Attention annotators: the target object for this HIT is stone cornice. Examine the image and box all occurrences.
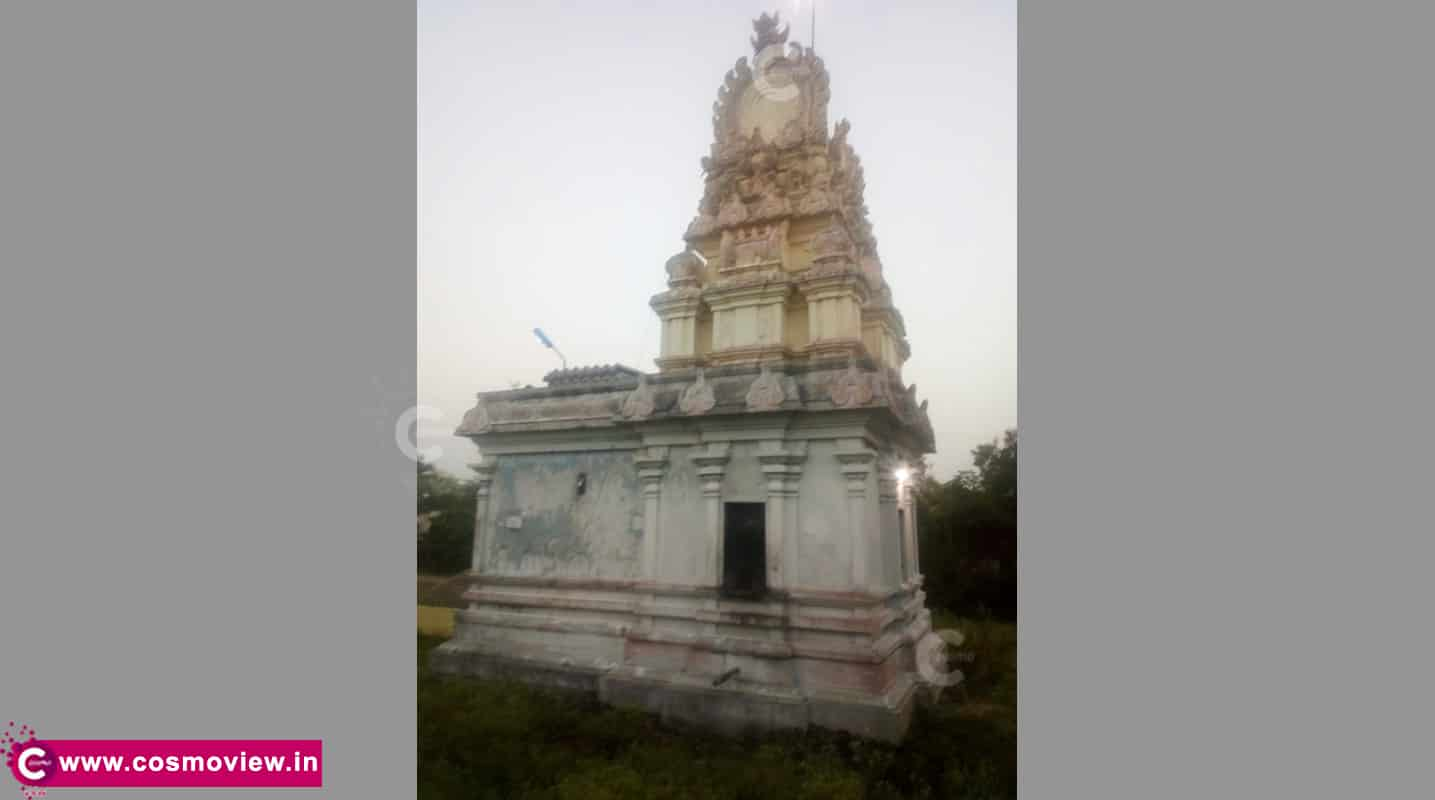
[701,272,793,308]
[458,361,935,455]
[649,287,703,315]
[794,265,870,303]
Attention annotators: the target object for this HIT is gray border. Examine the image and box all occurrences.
[1023,1,1432,796]
[0,2,414,798]
[4,0,1433,797]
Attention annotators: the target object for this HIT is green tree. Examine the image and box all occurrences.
[917,429,1017,619]
[417,456,478,575]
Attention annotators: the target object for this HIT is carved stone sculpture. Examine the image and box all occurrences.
[665,250,702,286]
[812,215,854,262]
[454,398,491,435]
[745,363,786,411]
[750,11,789,52]
[621,374,656,420]
[828,357,875,408]
[717,194,748,226]
[915,399,936,449]
[678,369,716,415]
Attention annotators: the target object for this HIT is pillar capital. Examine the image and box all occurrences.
[794,264,870,303]
[836,449,876,496]
[471,457,498,496]
[877,476,899,502]
[759,440,807,495]
[469,456,499,573]
[635,446,670,494]
[692,441,732,474]
[649,287,704,317]
[691,441,732,587]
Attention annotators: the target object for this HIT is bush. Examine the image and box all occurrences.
[917,430,1017,621]
[418,459,477,575]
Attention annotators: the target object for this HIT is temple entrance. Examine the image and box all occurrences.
[722,502,766,598]
[898,507,908,577]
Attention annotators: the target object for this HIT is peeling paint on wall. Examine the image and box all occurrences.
[488,452,642,578]
[657,447,707,582]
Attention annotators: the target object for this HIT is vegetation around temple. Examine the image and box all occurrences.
[419,618,1015,800]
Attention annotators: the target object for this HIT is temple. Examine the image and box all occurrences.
[432,12,940,741]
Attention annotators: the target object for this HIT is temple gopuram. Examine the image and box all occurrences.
[433,12,940,741]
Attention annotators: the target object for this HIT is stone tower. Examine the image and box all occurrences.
[655,12,911,376]
[433,12,940,741]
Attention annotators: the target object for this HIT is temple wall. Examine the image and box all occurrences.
[485,452,643,579]
[478,437,897,593]
[785,302,810,350]
[795,440,853,589]
[720,442,765,501]
[655,447,707,582]
[857,468,885,591]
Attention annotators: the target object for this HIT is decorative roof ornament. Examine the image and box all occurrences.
[543,364,644,387]
[812,214,855,263]
[750,12,790,53]
[829,355,875,408]
[454,397,492,435]
[679,369,717,415]
[621,374,656,420]
[889,383,921,424]
[665,250,702,287]
[916,399,936,450]
[745,363,786,411]
[703,14,831,173]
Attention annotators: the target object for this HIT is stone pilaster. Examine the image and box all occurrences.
[877,461,901,591]
[703,279,791,366]
[692,442,731,587]
[759,440,807,591]
[836,448,877,589]
[634,446,670,579]
[897,474,919,584]
[469,457,498,575]
[908,477,923,581]
[798,267,870,362]
[651,288,704,371]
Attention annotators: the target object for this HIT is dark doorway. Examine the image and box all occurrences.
[898,507,909,577]
[722,502,766,598]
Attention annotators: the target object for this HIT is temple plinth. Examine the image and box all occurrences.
[432,12,940,742]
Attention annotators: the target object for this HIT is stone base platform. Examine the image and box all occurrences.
[428,578,941,743]
[429,643,928,742]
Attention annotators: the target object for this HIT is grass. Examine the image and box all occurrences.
[418,605,456,637]
[418,614,1016,799]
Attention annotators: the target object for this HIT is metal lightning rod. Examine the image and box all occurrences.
[532,327,567,370]
[811,0,817,51]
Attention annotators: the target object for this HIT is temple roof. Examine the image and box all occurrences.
[542,364,643,387]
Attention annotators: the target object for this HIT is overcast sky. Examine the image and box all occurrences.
[418,0,1015,480]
